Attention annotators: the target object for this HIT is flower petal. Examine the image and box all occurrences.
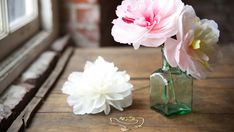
[137,37,167,48]
[108,101,124,111]
[61,56,133,115]
[104,104,111,115]
[93,96,105,109]
[120,94,132,108]
[164,38,180,67]
[106,94,124,101]
[111,19,148,45]
[67,72,83,83]
[111,0,185,48]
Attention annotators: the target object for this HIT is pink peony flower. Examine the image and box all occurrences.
[111,0,184,49]
[164,6,221,79]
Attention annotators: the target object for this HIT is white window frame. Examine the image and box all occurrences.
[9,0,39,32]
[0,0,59,94]
[0,0,40,62]
[0,0,8,39]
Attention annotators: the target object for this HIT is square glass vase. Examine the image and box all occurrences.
[150,52,193,117]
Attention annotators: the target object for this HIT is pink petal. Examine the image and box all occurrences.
[111,19,147,45]
[177,49,189,72]
[164,38,179,67]
[137,37,167,48]
[177,6,197,41]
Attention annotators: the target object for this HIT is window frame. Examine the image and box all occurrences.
[0,0,8,39]
[0,0,40,61]
[0,0,59,94]
[9,0,39,32]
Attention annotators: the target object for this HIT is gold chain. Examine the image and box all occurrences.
[109,116,144,131]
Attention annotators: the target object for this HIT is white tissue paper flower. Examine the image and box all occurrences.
[62,56,133,115]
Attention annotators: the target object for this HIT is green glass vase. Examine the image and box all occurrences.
[150,48,193,117]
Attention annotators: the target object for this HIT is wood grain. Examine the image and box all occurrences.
[7,47,73,132]
[60,47,234,79]
[26,45,234,132]
[26,112,234,132]
[36,79,234,114]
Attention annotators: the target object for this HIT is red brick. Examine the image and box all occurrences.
[76,6,100,24]
[77,26,99,42]
[67,0,98,4]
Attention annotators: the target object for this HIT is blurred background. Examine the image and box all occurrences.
[59,0,234,47]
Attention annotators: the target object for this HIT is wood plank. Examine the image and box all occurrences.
[27,45,234,132]
[38,80,150,113]
[26,112,234,132]
[0,50,58,132]
[37,79,234,114]
[7,97,42,132]
[51,78,234,94]
[61,48,161,79]
[7,47,74,131]
[36,47,73,98]
[0,32,52,94]
[59,46,234,80]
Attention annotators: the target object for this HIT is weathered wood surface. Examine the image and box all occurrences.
[7,47,74,132]
[0,50,58,132]
[27,45,234,132]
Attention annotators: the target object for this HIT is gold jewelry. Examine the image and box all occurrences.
[109,116,144,131]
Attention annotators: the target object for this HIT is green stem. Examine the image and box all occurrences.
[168,68,176,104]
[161,47,177,104]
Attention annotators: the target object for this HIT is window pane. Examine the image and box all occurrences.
[0,3,2,33]
[0,0,7,38]
[7,0,37,30]
[7,0,26,22]
[0,15,3,34]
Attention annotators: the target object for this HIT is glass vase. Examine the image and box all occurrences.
[150,48,193,116]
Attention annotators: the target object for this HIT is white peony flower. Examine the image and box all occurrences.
[62,56,133,115]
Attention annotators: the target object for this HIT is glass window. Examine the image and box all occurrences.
[0,0,56,95]
[7,0,38,30]
[0,0,39,60]
[8,0,26,22]
[0,0,7,39]
[0,14,3,35]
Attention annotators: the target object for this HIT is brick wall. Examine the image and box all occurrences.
[62,0,100,48]
[61,0,234,47]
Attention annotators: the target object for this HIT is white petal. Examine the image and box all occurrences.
[73,98,94,115]
[91,104,106,114]
[68,72,83,83]
[119,90,132,98]
[93,96,105,109]
[108,101,123,111]
[104,104,111,115]
[61,56,133,115]
[73,104,85,115]
[62,82,74,95]
[106,94,124,101]
[120,94,133,108]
